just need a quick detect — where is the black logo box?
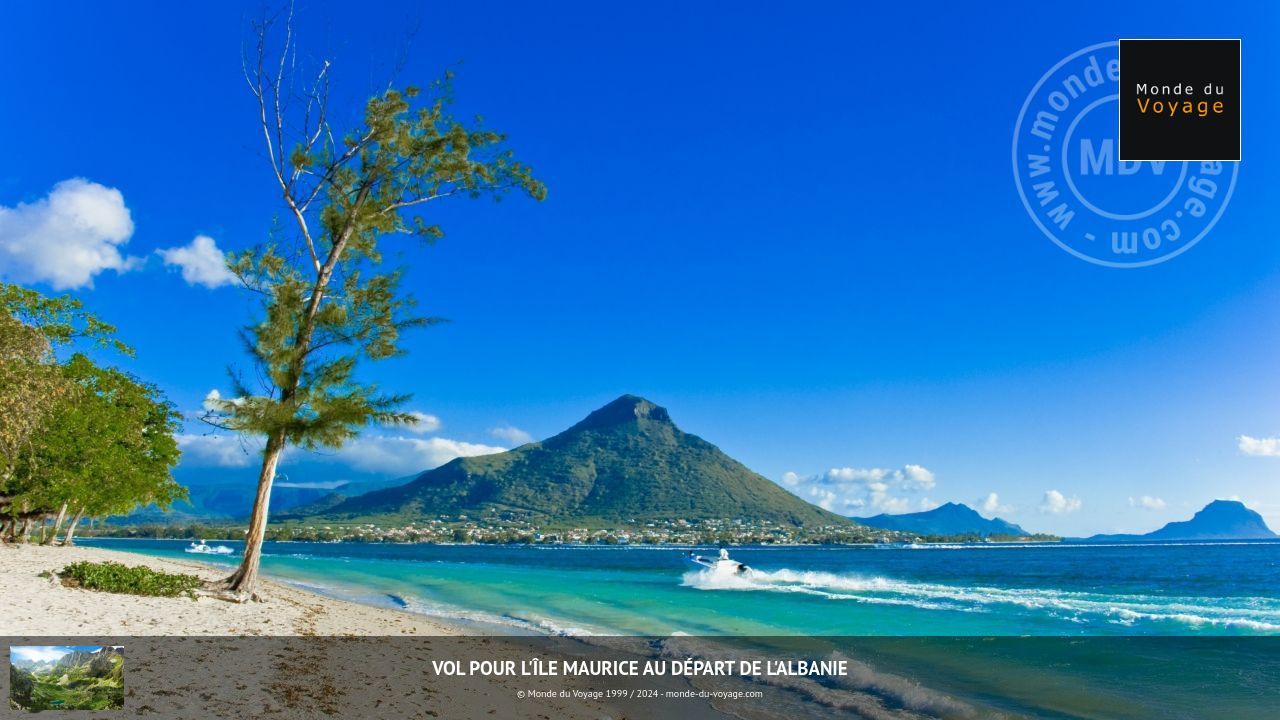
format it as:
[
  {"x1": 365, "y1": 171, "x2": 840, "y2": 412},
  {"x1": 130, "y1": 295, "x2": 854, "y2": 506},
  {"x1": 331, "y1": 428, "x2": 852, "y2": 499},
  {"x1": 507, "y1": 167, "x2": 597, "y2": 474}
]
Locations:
[{"x1": 1119, "y1": 39, "x2": 1241, "y2": 162}]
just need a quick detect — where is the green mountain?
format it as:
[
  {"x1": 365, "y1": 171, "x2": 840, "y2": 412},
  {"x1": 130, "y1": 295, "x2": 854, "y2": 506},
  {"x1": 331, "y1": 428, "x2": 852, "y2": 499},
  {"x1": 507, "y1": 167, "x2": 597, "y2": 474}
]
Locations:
[{"x1": 300, "y1": 395, "x2": 849, "y2": 528}]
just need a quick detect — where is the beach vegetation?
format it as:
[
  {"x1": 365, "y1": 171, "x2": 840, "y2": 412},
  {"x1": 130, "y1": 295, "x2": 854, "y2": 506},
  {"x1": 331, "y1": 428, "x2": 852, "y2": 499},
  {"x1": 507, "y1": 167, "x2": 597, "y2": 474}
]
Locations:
[{"x1": 58, "y1": 560, "x2": 201, "y2": 598}]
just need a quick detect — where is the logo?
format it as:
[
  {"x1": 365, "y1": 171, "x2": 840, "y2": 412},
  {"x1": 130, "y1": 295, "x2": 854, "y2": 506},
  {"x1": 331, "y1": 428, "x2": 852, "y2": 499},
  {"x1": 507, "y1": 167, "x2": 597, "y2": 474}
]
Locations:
[
  {"x1": 1012, "y1": 42, "x2": 1237, "y2": 268},
  {"x1": 1119, "y1": 39, "x2": 1240, "y2": 162}
]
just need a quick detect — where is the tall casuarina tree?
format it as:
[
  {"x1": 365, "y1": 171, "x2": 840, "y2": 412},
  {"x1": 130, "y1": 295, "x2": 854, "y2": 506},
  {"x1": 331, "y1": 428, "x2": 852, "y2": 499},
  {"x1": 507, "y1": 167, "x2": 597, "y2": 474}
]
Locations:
[{"x1": 204, "y1": 7, "x2": 544, "y2": 598}]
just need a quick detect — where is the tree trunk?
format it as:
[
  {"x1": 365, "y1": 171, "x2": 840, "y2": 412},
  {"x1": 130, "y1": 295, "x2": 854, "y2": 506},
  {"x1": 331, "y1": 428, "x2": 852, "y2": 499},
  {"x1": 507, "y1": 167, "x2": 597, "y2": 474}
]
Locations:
[
  {"x1": 224, "y1": 430, "x2": 287, "y2": 597},
  {"x1": 43, "y1": 503, "x2": 68, "y2": 546},
  {"x1": 19, "y1": 517, "x2": 32, "y2": 543},
  {"x1": 63, "y1": 508, "x2": 86, "y2": 546}
]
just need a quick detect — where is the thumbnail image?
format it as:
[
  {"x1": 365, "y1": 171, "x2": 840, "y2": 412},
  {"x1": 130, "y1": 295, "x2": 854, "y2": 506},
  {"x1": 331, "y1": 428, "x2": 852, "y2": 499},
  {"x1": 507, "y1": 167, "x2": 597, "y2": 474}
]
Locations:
[{"x1": 9, "y1": 646, "x2": 124, "y2": 712}]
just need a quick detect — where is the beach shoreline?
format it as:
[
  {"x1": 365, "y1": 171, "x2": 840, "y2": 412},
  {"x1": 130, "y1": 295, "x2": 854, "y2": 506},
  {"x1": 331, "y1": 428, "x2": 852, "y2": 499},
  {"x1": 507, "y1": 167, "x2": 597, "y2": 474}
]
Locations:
[
  {"x1": 0, "y1": 543, "x2": 741, "y2": 719},
  {"x1": 0, "y1": 542, "x2": 467, "y2": 637}
]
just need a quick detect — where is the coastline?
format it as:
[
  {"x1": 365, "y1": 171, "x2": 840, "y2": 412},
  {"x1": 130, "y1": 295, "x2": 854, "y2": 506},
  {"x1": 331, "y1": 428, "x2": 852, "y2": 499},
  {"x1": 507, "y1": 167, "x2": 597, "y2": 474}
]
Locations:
[
  {"x1": 1, "y1": 543, "x2": 741, "y2": 719},
  {"x1": 0, "y1": 542, "x2": 466, "y2": 637}
]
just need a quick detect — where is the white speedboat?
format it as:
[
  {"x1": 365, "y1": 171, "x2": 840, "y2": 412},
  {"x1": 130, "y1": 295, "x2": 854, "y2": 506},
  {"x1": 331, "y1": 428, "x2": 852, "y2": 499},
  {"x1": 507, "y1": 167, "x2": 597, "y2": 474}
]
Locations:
[
  {"x1": 185, "y1": 540, "x2": 234, "y2": 555},
  {"x1": 684, "y1": 548, "x2": 751, "y2": 576}
]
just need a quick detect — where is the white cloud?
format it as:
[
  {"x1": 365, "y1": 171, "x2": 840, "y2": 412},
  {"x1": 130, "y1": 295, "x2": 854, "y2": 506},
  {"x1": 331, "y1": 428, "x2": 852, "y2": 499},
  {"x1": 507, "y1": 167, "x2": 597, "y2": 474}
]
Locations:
[
  {"x1": 1128, "y1": 495, "x2": 1167, "y2": 511},
  {"x1": 782, "y1": 464, "x2": 938, "y2": 515},
  {"x1": 177, "y1": 429, "x2": 506, "y2": 477},
  {"x1": 403, "y1": 411, "x2": 442, "y2": 434},
  {"x1": 323, "y1": 435, "x2": 506, "y2": 475},
  {"x1": 202, "y1": 389, "x2": 224, "y2": 412},
  {"x1": 978, "y1": 492, "x2": 1011, "y2": 515},
  {"x1": 176, "y1": 433, "x2": 263, "y2": 468},
  {"x1": 157, "y1": 235, "x2": 235, "y2": 288},
  {"x1": 901, "y1": 464, "x2": 936, "y2": 490},
  {"x1": 1239, "y1": 435, "x2": 1280, "y2": 457},
  {"x1": 201, "y1": 388, "x2": 246, "y2": 413},
  {"x1": 275, "y1": 480, "x2": 346, "y2": 490},
  {"x1": 0, "y1": 178, "x2": 138, "y2": 289},
  {"x1": 488, "y1": 425, "x2": 534, "y2": 445},
  {"x1": 1040, "y1": 490, "x2": 1082, "y2": 514}
]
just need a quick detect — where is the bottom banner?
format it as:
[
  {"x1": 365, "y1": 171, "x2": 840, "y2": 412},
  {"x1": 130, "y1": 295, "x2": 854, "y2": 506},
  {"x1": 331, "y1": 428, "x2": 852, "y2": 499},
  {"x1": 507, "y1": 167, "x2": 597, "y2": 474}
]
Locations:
[{"x1": 3, "y1": 636, "x2": 1277, "y2": 719}]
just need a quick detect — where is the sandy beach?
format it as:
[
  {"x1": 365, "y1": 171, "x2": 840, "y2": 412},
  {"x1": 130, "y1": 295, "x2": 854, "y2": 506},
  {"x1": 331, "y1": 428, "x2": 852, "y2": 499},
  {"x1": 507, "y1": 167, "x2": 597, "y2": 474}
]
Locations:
[
  {"x1": 0, "y1": 543, "x2": 747, "y2": 719},
  {"x1": 0, "y1": 542, "x2": 462, "y2": 637}
]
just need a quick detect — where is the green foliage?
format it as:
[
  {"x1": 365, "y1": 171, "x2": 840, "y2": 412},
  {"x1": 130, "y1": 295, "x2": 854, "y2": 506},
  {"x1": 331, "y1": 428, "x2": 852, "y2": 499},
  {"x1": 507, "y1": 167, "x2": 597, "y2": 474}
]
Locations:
[
  {"x1": 5, "y1": 354, "x2": 185, "y2": 526},
  {"x1": 1, "y1": 285, "x2": 180, "y2": 534},
  {"x1": 208, "y1": 74, "x2": 544, "y2": 453},
  {"x1": 316, "y1": 395, "x2": 851, "y2": 528},
  {"x1": 0, "y1": 311, "x2": 68, "y2": 477},
  {"x1": 59, "y1": 561, "x2": 200, "y2": 598},
  {"x1": 0, "y1": 282, "x2": 131, "y2": 355},
  {"x1": 204, "y1": 16, "x2": 545, "y2": 588}
]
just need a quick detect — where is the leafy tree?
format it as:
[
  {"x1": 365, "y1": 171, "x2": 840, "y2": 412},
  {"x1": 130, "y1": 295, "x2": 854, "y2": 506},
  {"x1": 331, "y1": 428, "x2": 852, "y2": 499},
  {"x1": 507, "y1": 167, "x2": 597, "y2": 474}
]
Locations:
[
  {"x1": 7, "y1": 356, "x2": 184, "y2": 544},
  {"x1": 0, "y1": 284, "x2": 181, "y2": 543},
  {"x1": 37, "y1": 356, "x2": 184, "y2": 543},
  {"x1": 0, "y1": 282, "x2": 125, "y2": 537},
  {"x1": 0, "y1": 313, "x2": 63, "y2": 494},
  {"x1": 202, "y1": 12, "x2": 544, "y2": 597},
  {"x1": 0, "y1": 282, "x2": 131, "y2": 485},
  {"x1": 0, "y1": 283, "x2": 131, "y2": 355}
]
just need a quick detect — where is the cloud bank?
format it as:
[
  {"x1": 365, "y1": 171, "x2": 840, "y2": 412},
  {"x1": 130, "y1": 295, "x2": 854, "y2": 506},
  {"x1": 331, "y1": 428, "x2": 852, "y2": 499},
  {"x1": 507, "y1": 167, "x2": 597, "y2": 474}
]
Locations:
[
  {"x1": 0, "y1": 178, "x2": 138, "y2": 289},
  {"x1": 177, "y1": 430, "x2": 505, "y2": 476},
  {"x1": 1239, "y1": 435, "x2": 1280, "y2": 457},
  {"x1": 782, "y1": 464, "x2": 937, "y2": 515},
  {"x1": 324, "y1": 435, "x2": 505, "y2": 475}
]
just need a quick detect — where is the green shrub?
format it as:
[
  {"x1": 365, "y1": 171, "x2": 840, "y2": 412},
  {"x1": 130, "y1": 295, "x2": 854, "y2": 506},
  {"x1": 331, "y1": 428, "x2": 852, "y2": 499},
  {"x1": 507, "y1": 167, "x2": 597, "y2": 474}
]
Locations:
[{"x1": 58, "y1": 561, "x2": 201, "y2": 598}]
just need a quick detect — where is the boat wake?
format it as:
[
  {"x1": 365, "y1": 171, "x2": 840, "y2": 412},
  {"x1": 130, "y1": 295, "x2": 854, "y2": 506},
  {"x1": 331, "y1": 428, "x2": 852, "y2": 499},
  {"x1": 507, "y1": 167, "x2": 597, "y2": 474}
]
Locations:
[{"x1": 682, "y1": 567, "x2": 1280, "y2": 633}]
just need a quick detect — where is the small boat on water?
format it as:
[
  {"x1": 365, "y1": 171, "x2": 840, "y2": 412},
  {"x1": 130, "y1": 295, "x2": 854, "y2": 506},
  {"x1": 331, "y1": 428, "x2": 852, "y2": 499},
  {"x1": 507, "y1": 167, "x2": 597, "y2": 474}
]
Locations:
[
  {"x1": 684, "y1": 548, "x2": 752, "y2": 576},
  {"x1": 185, "y1": 539, "x2": 234, "y2": 555}
]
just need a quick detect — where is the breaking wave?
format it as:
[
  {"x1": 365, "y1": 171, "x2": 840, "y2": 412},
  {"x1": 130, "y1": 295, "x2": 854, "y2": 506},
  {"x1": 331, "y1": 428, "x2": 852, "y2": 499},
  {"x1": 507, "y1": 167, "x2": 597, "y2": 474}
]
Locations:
[{"x1": 682, "y1": 568, "x2": 1280, "y2": 633}]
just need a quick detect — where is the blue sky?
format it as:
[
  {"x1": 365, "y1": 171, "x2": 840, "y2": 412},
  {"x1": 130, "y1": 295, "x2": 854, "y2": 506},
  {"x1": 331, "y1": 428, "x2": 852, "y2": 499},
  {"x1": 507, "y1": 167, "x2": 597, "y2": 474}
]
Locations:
[
  {"x1": 2, "y1": 1, "x2": 1278, "y2": 535},
  {"x1": 10, "y1": 646, "x2": 107, "y2": 665}
]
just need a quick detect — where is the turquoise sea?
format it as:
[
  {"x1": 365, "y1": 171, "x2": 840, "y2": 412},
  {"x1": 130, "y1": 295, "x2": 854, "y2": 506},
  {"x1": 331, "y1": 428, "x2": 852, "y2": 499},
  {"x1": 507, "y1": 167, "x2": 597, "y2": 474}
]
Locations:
[
  {"x1": 77, "y1": 538, "x2": 1280, "y2": 718},
  {"x1": 80, "y1": 538, "x2": 1280, "y2": 636}
]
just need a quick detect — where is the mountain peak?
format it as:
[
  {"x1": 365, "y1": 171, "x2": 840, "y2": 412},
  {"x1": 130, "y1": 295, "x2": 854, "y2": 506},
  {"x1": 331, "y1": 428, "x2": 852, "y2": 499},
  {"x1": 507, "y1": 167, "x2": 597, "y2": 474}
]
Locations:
[
  {"x1": 857, "y1": 502, "x2": 1028, "y2": 537},
  {"x1": 1086, "y1": 499, "x2": 1276, "y2": 542},
  {"x1": 570, "y1": 394, "x2": 672, "y2": 431},
  {"x1": 314, "y1": 393, "x2": 847, "y2": 527}
]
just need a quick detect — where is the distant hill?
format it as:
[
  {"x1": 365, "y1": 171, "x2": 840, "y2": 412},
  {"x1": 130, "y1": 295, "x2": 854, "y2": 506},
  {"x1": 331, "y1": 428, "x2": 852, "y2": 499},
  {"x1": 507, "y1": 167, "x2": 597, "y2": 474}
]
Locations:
[
  {"x1": 856, "y1": 502, "x2": 1029, "y2": 537},
  {"x1": 116, "y1": 475, "x2": 412, "y2": 524},
  {"x1": 295, "y1": 394, "x2": 850, "y2": 528},
  {"x1": 1085, "y1": 500, "x2": 1277, "y2": 542}
]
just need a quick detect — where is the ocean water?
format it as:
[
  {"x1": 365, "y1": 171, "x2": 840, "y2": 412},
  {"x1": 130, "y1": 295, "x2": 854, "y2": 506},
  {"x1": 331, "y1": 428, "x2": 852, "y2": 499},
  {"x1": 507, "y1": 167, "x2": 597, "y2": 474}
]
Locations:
[
  {"x1": 73, "y1": 539, "x2": 1280, "y2": 717},
  {"x1": 79, "y1": 539, "x2": 1280, "y2": 637}
]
